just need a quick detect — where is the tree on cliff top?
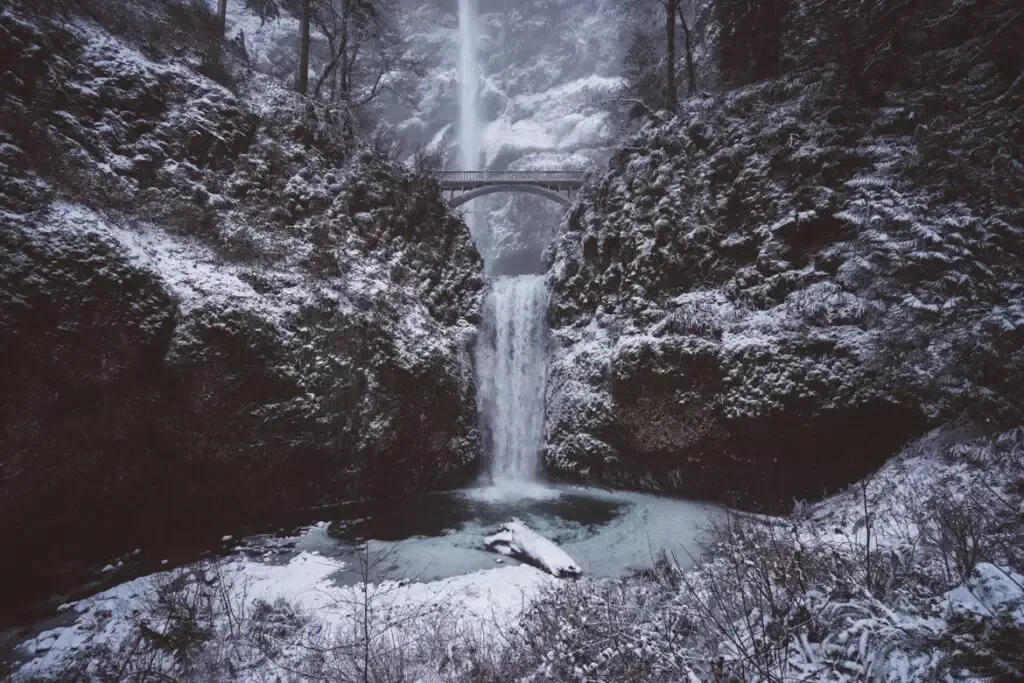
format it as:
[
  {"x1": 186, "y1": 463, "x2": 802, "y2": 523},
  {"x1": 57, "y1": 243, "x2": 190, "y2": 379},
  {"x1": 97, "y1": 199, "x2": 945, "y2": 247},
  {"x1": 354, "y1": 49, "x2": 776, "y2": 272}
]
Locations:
[
  {"x1": 243, "y1": 0, "x2": 418, "y2": 106},
  {"x1": 217, "y1": 0, "x2": 228, "y2": 36},
  {"x1": 717, "y1": 0, "x2": 784, "y2": 84},
  {"x1": 311, "y1": 0, "x2": 422, "y2": 108},
  {"x1": 616, "y1": 0, "x2": 701, "y2": 119}
]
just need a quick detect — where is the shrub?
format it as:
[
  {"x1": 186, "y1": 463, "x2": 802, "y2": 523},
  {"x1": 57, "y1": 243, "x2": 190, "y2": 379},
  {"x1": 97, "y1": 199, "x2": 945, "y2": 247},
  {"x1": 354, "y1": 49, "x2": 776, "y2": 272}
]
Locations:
[{"x1": 467, "y1": 428, "x2": 1024, "y2": 682}]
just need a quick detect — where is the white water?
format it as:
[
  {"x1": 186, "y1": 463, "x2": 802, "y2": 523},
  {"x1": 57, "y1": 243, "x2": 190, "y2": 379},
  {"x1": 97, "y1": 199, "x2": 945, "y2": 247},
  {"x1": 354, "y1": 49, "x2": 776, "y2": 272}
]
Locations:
[
  {"x1": 457, "y1": 0, "x2": 481, "y2": 173},
  {"x1": 459, "y1": 1, "x2": 551, "y2": 492},
  {"x1": 476, "y1": 276, "x2": 549, "y2": 489}
]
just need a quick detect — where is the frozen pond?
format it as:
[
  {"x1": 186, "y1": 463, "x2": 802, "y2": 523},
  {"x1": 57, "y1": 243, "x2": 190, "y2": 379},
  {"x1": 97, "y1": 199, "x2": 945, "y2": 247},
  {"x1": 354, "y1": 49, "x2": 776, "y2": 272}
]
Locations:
[
  {"x1": 291, "y1": 484, "x2": 722, "y2": 584},
  {"x1": 5, "y1": 485, "x2": 721, "y2": 628},
  {"x1": 9, "y1": 484, "x2": 722, "y2": 679}
]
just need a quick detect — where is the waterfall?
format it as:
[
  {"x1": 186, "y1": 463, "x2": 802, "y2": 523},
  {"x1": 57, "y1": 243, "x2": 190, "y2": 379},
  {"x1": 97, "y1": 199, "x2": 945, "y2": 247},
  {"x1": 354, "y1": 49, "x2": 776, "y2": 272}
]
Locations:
[
  {"x1": 458, "y1": 0, "x2": 550, "y2": 493},
  {"x1": 475, "y1": 275, "x2": 549, "y2": 488},
  {"x1": 457, "y1": 0, "x2": 481, "y2": 173}
]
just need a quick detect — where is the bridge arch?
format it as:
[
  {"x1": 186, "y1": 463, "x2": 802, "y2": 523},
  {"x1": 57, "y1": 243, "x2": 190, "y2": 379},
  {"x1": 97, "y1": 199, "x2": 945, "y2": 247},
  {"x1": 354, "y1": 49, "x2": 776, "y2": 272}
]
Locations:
[
  {"x1": 437, "y1": 171, "x2": 584, "y2": 212},
  {"x1": 448, "y1": 183, "x2": 573, "y2": 209}
]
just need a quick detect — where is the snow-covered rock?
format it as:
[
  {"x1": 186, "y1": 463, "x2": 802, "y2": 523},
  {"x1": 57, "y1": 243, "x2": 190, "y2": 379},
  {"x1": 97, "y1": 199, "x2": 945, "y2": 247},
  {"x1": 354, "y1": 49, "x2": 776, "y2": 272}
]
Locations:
[
  {"x1": 0, "y1": 0, "x2": 483, "y2": 610},
  {"x1": 484, "y1": 518, "x2": 582, "y2": 578},
  {"x1": 543, "y1": 0, "x2": 1024, "y2": 507}
]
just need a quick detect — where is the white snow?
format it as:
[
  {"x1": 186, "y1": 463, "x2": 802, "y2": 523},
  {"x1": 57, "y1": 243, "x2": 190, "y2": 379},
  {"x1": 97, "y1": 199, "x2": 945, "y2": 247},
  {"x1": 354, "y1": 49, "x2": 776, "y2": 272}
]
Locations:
[
  {"x1": 16, "y1": 551, "x2": 555, "y2": 681},
  {"x1": 945, "y1": 563, "x2": 1024, "y2": 625},
  {"x1": 48, "y1": 203, "x2": 293, "y2": 320},
  {"x1": 484, "y1": 518, "x2": 582, "y2": 578}
]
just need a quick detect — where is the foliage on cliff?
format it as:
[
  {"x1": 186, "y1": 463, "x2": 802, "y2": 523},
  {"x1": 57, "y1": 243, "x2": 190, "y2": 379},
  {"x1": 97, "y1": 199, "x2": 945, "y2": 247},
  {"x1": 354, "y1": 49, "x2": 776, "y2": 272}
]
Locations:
[
  {"x1": 0, "y1": 0, "x2": 483, "y2": 612},
  {"x1": 545, "y1": 0, "x2": 1024, "y2": 503}
]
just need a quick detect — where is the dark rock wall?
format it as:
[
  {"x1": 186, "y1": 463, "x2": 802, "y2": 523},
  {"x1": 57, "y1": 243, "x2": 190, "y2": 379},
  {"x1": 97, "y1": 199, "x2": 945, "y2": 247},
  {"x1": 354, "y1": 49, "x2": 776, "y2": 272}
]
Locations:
[
  {"x1": 544, "y1": 0, "x2": 1024, "y2": 507},
  {"x1": 0, "y1": 0, "x2": 484, "y2": 604}
]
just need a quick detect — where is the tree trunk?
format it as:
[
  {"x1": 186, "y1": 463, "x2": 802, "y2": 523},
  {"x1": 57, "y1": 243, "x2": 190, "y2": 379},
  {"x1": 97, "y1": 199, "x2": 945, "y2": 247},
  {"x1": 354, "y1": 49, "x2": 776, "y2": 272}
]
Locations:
[
  {"x1": 331, "y1": 57, "x2": 340, "y2": 101},
  {"x1": 339, "y1": 0, "x2": 351, "y2": 101},
  {"x1": 677, "y1": 4, "x2": 697, "y2": 96},
  {"x1": 313, "y1": 47, "x2": 345, "y2": 98},
  {"x1": 757, "y1": 0, "x2": 780, "y2": 80},
  {"x1": 217, "y1": 0, "x2": 228, "y2": 38},
  {"x1": 665, "y1": 0, "x2": 678, "y2": 110},
  {"x1": 296, "y1": 0, "x2": 311, "y2": 94}
]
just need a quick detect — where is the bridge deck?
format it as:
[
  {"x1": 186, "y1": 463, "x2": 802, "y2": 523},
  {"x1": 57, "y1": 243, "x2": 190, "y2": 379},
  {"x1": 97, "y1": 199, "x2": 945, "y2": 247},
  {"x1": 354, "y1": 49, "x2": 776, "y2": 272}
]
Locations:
[{"x1": 436, "y1": 170, "x2": 585, "y2": 189}]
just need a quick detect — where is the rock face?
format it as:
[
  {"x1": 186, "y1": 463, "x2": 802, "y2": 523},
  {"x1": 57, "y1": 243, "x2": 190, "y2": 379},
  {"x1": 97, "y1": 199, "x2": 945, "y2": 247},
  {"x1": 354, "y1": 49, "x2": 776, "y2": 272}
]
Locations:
[
  {"x1": 544, "y1": 0, "x2": 1024, "y2": 506},
  {"x1": 0, "y1": 0, "x2": 483, "y2": 601}
]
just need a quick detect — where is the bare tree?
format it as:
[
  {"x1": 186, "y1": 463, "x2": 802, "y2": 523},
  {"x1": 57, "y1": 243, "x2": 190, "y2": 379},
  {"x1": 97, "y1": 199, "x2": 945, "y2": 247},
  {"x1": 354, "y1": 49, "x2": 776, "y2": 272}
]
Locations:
[
  {"x1": 312, "y1": 0, "x2": 365, "y2": 100},
  {"x1": 677, "y1": 1, "x2": 697, "y2": 96},
  {"x1": 240, "y1": 0, "x2": 417, "y2": 108},
  {"x1": 311, "y1": 0, "x2": 422, "y2": 109}
]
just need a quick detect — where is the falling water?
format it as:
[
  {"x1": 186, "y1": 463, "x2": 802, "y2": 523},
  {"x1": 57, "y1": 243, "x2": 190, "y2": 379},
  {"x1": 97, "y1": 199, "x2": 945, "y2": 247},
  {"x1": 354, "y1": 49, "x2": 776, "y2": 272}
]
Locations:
[
  {"x1": 459, "y1": 0, "x2": 550, "y2": 491},
  {"x1": 475, "y1": 276, "x2": 549, "y2": 488},
  {"x1": 457, "y1": 0, "x2": 481, "y2": 173}
]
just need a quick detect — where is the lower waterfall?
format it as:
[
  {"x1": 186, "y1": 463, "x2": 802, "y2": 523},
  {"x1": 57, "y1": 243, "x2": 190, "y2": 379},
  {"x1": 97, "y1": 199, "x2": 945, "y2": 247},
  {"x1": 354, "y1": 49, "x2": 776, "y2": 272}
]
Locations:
[{"x1": 475, "y1": 274, "x2": 549, "y2": 489}]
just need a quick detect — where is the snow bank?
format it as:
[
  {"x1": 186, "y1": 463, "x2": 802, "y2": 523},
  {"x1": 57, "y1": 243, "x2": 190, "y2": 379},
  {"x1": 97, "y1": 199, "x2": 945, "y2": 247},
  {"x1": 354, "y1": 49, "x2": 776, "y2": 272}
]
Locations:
[
  {"x1": 17, "y1": 551, "x2": 554, "y2": 681},
  {"x1": 946, "y1": 563, "x2": 1024, "y2": 626}
]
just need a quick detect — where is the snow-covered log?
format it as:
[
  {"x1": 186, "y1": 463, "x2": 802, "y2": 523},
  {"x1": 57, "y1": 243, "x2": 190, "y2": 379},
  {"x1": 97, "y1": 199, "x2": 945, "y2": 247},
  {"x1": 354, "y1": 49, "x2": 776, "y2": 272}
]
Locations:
[{"x1": 483, "y1": 518, "x2": 582, "y2": 578}]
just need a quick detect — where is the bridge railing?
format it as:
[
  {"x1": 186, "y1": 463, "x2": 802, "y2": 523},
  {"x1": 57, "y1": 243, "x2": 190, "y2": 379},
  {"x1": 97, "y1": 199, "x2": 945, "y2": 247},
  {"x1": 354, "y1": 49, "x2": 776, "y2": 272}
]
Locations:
[{"x1": 436, "y1": 170, "x2": 586, "y2": 184}]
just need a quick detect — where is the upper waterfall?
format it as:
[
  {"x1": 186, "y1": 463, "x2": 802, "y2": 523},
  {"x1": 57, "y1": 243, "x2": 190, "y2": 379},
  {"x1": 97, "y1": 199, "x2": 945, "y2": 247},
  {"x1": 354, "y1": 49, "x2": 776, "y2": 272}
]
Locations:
[{"x1": 457, "y1": 0, "x2": 481, "y2": 173}]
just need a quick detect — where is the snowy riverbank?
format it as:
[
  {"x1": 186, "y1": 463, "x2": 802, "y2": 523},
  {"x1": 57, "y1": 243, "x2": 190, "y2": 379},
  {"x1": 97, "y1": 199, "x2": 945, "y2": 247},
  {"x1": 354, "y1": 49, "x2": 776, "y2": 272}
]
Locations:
[
  {"x1": 14, "y1": 550, "x2": 554, "y2": 682},
  {"x1": 9, "y1": 485, "x2": 722, "y2": 680}
]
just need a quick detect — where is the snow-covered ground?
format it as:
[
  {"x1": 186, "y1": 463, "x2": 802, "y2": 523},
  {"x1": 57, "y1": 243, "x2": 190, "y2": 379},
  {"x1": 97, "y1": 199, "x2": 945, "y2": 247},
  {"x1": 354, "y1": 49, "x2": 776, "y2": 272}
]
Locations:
[
  {"x1": 16, "y1": 552, "x2": 553, "y2": 682},
  {"x1": 11, "y1": 485, "x2": 723, "y2": 680}
]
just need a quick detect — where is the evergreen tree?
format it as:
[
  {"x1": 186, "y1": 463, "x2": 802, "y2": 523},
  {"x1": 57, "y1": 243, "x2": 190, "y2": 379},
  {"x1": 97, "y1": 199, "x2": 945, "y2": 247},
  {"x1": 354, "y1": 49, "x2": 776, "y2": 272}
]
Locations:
[
  {"x1": 717, "y1": 0, "x2": 785, "y2": 84},
  {"x1": 619, "y1": 0, "x2": 701, "y2": 115}
]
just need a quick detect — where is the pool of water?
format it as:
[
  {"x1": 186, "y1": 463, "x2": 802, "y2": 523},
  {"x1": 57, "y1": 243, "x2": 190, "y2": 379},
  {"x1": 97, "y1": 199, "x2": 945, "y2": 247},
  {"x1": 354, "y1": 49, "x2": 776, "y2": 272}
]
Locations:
[
  {"x1": 3, "y1": 484, "x2": 721, "y2": 631},
  {"x1": 282, "y1": 484, "x2": 721, "y2": 585}
]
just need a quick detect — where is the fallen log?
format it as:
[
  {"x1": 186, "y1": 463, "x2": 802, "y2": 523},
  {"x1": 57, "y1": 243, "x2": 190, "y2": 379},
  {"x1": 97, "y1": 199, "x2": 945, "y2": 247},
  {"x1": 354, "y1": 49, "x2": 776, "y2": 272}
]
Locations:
[{"x1": 483, "y1": 518, "x2": 582, "y2": 578}]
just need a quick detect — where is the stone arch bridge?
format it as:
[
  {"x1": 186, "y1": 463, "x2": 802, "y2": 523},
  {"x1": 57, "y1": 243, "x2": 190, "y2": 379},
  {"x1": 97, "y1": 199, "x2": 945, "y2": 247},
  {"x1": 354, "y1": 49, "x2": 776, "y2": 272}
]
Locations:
[{"x1": 436, "y1": 171, "x2": 585, "y2": 209}]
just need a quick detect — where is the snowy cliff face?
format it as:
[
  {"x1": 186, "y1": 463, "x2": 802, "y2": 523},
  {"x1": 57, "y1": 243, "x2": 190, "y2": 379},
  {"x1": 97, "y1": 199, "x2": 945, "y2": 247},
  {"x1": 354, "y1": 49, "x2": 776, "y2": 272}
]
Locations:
[
  {"x1": 544, "y1": 0, "x2": 1024, "y2": 506},
  {"x1": 0, "y1": 0, "x2": 483, "y2": 587},
  {"x1": 392, "y1": 0, "x2": 624, "y2": 273}
]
